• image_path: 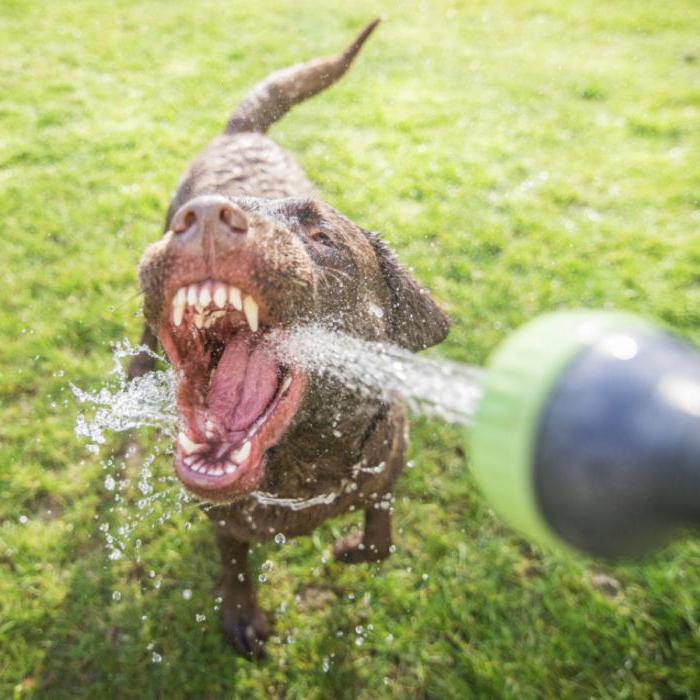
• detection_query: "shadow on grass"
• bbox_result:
[32,508,376,698]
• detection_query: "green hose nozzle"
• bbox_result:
[470,311,700,559]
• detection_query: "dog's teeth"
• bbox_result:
[213,466,225,476]
[204,311,225,329]
[198,284,211,308]
[280,375,292,394]
[224,461,237,474]
[213,283,227,308]
[194,313,204,329]
[178,432,206,455]
[243,296,258,332]
[232,441,251,464]
[186,284,198,306]
[228,285,242,311]
[172,288,186,327]
[205,419,217,439]
[183,455,196,466]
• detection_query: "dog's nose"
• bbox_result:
[171,195,248,240]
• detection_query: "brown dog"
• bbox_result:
[132,19,449,658]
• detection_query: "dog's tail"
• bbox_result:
[225,19,380,135]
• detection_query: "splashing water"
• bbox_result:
[69,327,485,658]
[72,340,197,562]
[71,326,484,560]
[72,339,178,449]
[267,325,484,426]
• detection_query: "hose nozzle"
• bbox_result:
[470,312,700,559]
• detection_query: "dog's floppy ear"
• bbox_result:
[365,231,450,351]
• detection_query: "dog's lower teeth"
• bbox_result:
[225,462,237,474]
[232,441,251,464]
[179,432,207,455]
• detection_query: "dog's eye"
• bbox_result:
[308,229,334,247]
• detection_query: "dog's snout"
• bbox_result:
[171,195,248,239]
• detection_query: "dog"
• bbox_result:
[132,19,449,658]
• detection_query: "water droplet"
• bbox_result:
[368,302,384,319]
[151,652,162,664]
[104,475,116,491]
[182,589,192,600]
[274,533,286,545]
[112,591,121,601]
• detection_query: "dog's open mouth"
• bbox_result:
[157,279,305,502]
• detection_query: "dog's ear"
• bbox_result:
[365,231,450,351]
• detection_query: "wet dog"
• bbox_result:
[132,19,449,658]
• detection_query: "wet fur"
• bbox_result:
[132,20,449,658]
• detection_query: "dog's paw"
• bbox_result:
[333,532,391,564]
[222,606,270,660]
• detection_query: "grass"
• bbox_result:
[1,0,699,697]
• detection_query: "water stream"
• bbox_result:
[267,324,484,426]
[72,326,484,556]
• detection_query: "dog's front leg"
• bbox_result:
[126,324,158,379]
[212,521,269,659]
[334,504,393,564]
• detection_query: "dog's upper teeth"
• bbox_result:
[225,461,237,474]
[198,284,211,308]
[231,441,251,464]
[213,283,227,308]
[229,285,242,311]
[280,375,292,394]
[243,295,259,332]
[172,281,260,331]
[172,287,186,326]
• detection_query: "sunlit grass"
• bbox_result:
[1,0,698,697]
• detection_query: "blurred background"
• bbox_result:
[1,0,698,697]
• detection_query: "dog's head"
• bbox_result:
[138,194,449,502]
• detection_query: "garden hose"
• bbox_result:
[470,311,700,559]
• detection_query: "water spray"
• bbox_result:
[277,311,700,560]
[76,311,700,561]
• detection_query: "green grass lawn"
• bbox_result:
[1,0,699,697]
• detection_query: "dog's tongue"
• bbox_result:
[207,331,279,432]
